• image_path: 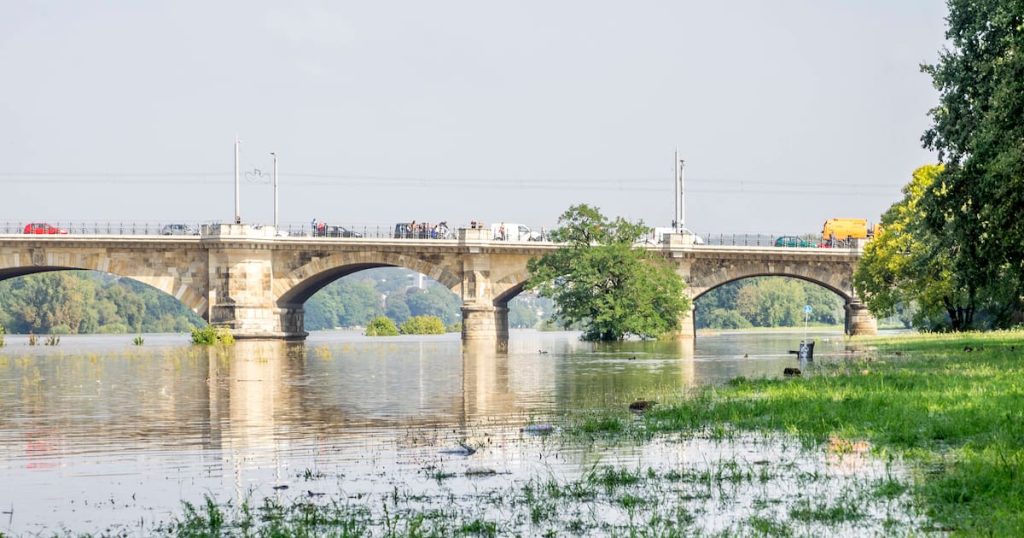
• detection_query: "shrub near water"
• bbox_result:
[365,316,399,336]
[400,315,446,335]
[190,325,235,345]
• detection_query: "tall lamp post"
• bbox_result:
[234,136,241,224]
[674,149,686,233]
[271,152,279,228]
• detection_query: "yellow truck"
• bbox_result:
[821,218,880,243]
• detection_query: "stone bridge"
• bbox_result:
[0,225,875,344]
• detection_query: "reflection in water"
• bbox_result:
[0,329,849,534]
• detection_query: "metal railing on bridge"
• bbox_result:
[0,222,856,248]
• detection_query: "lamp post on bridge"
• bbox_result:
[271,152,279,229]
[234,136,242,224]
[674,149,686,233]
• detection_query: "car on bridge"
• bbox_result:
[314,224,362,238]
[774,236,816,248]
[23,223,68,235]
[160,223,198,236]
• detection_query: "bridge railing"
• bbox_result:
[0,221,213,236]
[0,222,856,248]
[697,233,848,248]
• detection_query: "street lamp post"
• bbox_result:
[271,152,279,228]
[234,137,241,224]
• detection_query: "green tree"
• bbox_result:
[365,315,399,336]
[921,1,1024,325]
[855,165,980,330]
[399,315,446,335]
[526,204,688,341]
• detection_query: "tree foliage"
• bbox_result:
[854,165,985,330]
[399,315,446,335]
[921,0,1024,326]
[365,316,399,336]
[526,204,688,341]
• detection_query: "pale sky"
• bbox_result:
[0,1,947,235]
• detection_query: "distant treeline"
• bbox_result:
[0,269,858,334]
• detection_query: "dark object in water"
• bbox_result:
[538,350,549,354]
[272,485,289,490]
[627,356,637,361]
[783,367,801,376]
[629,400,656,412]
[520,424,555,434]
[440,441,477,456]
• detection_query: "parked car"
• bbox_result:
[314,224,362,238]
[491,222,542,241]
[774,236,816,248]
[160,223,197,236]
[23,223,68,235]
[637,227,705,245]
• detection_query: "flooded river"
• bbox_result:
[0,330,914,535]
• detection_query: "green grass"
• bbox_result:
[644,330,1024,535]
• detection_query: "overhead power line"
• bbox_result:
[0,171,902,196]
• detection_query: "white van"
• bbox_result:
[491,222,542,242]
[639,227,705,245]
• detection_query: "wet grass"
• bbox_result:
[641,330,1024,535]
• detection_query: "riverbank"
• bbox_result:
[640,330,1024,535]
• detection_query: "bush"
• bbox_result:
[190,325,235,345]
[400,315,446,335]
[365,316,399,336]
[0,324,5,347]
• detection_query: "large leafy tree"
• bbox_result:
[922,0,1024,323]
[855,165,981,330]
[526,205,688,341]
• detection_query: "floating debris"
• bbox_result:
[464,467,498,477]
[520,424,555,434]
[629,400,656,412]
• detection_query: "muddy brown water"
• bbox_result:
[0,329,900,534]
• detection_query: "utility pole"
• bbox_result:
[674,149,686,232]
[234,136,241,224]
[271,152,279,228]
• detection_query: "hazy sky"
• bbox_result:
[0,1,947,234]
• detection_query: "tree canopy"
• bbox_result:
[526,204,689,341]
[920,0,1024,326]
[854,165,981,330]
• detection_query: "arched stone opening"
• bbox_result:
[274,256,463,338]
[688,272,874,338]
[0,268,205,334]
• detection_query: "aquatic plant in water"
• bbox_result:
[190,325,235,345]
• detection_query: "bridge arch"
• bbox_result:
[273,251,463,307]
[690,272,853,303]
[0,259,209,318]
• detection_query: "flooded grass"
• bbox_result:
[640,330,1024,535]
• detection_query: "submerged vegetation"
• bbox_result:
[365,315,399,336]
[399,315,446,335]
[189,325,235,345]
[527,204,688,340]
